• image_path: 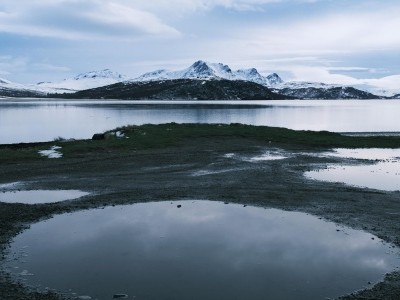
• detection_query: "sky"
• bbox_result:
[0,0,399,90]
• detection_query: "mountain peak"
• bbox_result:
[132,61,283,86]
[74,69,125,81]
[266,73,283,85]
[184,60,215,78]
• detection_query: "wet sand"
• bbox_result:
[1,125,400,299]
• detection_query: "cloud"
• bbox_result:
[239,6,400,56]
[0,0,180,40]
[0,56,28,75]
[32,63,71,72]
[363,75,400,91]
[127,0,283,13]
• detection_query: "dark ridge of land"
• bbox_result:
[49,79,289,100]
[0,87,45,98]
[1,123,400,299]
[275,86,380,100]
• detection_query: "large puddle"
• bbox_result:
[3,201,399,300]
[0,190,89,204]
[305,149,400,191]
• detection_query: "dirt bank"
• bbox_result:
[1,124,399,299]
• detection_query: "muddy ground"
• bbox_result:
[0,128,400,299]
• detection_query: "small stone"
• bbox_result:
[19,270,34,276]
[113,294,129,299]
[177,205,182,208]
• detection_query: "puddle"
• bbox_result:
[305,148,400,191]
[38,146,62,159]
[3,201,399,300]
[0,190,89,204]
[321,148,400,160]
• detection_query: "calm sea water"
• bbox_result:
[1,99,400,144]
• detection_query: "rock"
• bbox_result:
[92,133,105,140]
[177,205,182,208]
[113,294,129,299]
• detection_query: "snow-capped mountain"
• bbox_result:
[1,61,396,99]
[32,69,127,93]
[272,81,379,99]
[0,78,11,85]
[132,60,283,87]
[0,77,45,98]
[351,84,400,98]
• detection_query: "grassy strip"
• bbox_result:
[1,123,400,161]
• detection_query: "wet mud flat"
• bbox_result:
[1,123,400,299]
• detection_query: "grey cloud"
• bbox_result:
[0,0,180,39]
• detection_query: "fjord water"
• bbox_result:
[4,201,399,300]
[1,99,400,144]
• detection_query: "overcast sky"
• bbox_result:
[0,0,399,88]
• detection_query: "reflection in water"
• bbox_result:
[0,190,89,204]
[1,100,400,144]
[322,148,400,160]
[306,148,400,191]
[4,201,399,300]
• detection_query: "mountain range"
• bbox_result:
[1,60,398,100]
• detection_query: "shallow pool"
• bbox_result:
[305,148,400,191]
[4,201,399,300]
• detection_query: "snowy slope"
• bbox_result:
[0,77,27,90]
[0,77,46,97]
[30,69,128,94]
[272,81,379,99]
[352,84,400,98]
[133,61,283,87]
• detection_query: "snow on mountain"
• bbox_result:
[266,73,284,86]
[276,81,341,90]
[0,78,12,85]
[135,69,170,81]
[235,68,266,85]
[31,69,128,93]
[132,61,283,87]
[178,61,235,80]
[0,77,26,89]
[352,84,400,98]
[0,77,41,93]
[0,77,46,97]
